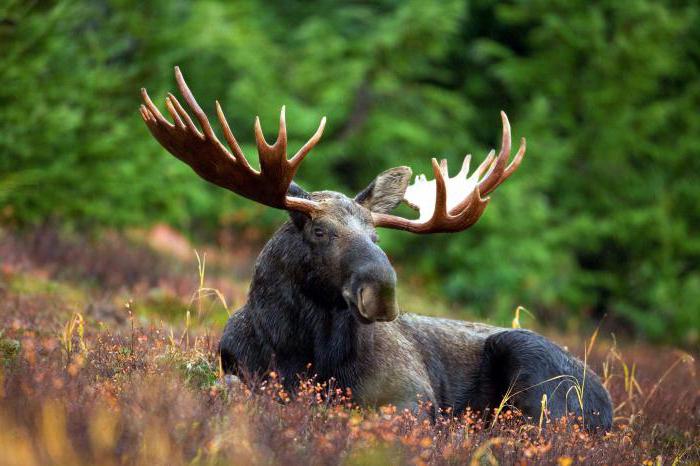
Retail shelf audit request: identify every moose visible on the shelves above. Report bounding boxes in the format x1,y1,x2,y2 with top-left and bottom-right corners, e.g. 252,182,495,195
140,67,613,430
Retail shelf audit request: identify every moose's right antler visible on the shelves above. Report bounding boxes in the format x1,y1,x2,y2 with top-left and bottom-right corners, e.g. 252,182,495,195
139,67,326,214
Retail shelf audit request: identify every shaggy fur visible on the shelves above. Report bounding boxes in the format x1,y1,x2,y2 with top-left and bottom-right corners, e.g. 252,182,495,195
219,176,613,430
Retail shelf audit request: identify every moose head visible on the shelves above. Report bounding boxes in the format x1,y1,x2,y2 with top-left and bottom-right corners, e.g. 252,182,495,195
139,67,525,324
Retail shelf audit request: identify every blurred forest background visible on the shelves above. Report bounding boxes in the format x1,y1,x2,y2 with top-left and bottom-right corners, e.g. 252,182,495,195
1,0,698,346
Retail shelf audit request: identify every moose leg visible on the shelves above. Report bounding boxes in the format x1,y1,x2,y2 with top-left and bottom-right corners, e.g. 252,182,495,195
479,329,613,431
219,312,275,382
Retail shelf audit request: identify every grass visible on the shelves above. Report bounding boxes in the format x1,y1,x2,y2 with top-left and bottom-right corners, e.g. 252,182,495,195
0,226,697,465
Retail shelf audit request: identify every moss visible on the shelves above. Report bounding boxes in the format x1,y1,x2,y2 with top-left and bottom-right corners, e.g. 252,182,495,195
133,290,187,321
133,289,229,329
8,274,87,307
156,351,218,390
0,336,20,365
180,357,218,389
344,445,404,466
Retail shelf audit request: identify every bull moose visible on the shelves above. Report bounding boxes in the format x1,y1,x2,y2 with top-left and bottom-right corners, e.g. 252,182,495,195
140,67,613,430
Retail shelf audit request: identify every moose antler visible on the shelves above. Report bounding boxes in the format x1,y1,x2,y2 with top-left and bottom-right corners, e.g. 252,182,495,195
139,67,325,214
372,112,526,234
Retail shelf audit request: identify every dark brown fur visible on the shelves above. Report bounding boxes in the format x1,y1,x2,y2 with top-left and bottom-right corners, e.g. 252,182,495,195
219,172,613,429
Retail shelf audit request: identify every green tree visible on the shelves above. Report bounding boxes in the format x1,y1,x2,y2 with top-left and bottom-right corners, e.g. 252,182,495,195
1,0,698,345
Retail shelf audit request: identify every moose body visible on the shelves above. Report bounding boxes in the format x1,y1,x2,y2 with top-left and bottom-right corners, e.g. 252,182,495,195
219,200,612,429
141,67,613,430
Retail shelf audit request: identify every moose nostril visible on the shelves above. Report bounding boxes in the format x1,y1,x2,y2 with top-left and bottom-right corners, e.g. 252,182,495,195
356,286,371,319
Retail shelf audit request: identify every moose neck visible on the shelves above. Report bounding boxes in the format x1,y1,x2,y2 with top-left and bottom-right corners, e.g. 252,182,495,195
247,221,371,382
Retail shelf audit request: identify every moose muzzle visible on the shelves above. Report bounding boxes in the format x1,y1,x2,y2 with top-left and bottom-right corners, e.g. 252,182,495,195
342,257,399,323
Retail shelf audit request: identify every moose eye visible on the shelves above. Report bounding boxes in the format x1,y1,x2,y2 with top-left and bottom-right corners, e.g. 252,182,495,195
313,226,325,238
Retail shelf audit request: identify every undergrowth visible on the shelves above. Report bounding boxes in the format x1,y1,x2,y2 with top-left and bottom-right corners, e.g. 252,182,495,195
0,227,697,465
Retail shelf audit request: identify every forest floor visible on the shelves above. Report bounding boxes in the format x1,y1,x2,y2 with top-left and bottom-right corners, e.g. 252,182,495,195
0,225,697,465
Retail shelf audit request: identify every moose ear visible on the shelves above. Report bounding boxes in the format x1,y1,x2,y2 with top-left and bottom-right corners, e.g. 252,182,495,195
355,166,412,214
287,182,312,230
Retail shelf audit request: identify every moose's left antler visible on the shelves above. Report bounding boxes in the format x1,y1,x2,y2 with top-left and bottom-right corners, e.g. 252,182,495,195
372,112,526,234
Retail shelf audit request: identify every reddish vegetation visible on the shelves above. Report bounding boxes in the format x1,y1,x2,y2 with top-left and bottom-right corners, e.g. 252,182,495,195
0,227,697,465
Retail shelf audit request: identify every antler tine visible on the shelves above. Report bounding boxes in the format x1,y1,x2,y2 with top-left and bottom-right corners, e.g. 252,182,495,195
174,66,215,140
431,158,449,218
289,116,327,168
277,105,288,150
139,105,149,121
482,137,526,194
140,93,181,157
253,116,271,150
254,107,289,179
140,105,159,133
502,137,526,180
457,154,472,178
474,150,496,179
478,111,512,195
215,100,251,168
140,88,172,129
166,92,201,137
165,97,186,129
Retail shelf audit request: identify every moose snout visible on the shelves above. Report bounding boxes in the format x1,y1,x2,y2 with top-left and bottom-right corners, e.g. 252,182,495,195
357,282,398,322
343,262,399,323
